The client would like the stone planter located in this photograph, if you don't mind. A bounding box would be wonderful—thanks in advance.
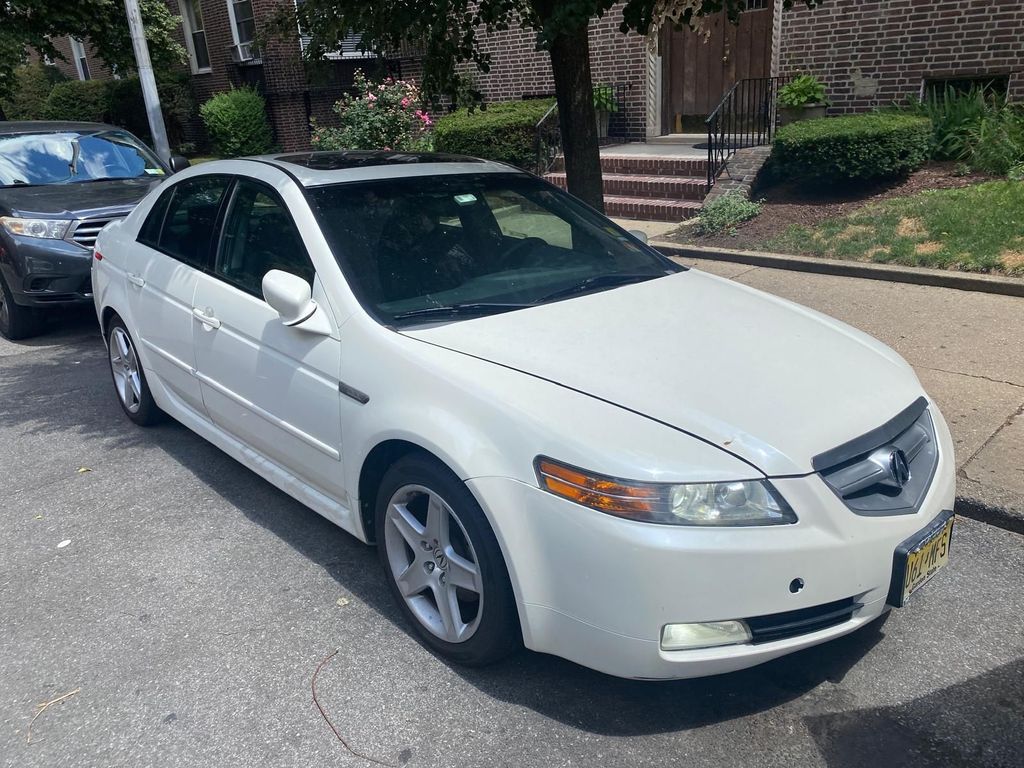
[779,103,828,126]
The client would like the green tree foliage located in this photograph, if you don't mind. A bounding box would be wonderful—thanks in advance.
[0,63,67,120]
[0,0,186,102]
[274,1,819,209]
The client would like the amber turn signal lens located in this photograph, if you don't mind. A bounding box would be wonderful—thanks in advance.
[536,458,660,517]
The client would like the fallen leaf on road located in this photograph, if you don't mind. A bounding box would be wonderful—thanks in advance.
[34,515,42,520]
[57,540,71,549]
[336,597,350,607]
[76,467,91,474]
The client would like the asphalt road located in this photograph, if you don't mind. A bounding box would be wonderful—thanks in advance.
[2,307,1023,768]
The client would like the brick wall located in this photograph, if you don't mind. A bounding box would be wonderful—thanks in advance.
[779,0,1024,111]
[473,5,651,141]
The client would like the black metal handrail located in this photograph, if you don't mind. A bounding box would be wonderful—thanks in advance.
[534,101,561,176]
[705,76,788,188]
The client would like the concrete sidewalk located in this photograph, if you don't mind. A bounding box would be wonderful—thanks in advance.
[674,255,1024,529]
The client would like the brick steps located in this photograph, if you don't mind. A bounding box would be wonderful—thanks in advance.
[544,171,706,201]
[551,155,708,178]
[602,195,702,222]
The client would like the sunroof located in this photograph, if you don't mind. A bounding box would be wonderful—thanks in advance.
[274,151,483,170]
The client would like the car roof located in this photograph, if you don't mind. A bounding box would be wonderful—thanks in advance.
[0,120,124,135]
[250,150,526,187]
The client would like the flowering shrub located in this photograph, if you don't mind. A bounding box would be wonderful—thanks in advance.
[311,70,433,152]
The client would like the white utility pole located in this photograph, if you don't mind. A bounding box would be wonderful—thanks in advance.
[123,0,171,162]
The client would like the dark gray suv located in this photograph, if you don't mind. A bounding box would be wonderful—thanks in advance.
[0,121,188,339]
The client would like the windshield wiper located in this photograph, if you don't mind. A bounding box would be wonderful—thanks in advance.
[391,302,531,322]
[69,137,81,177]
[535,272,662,303]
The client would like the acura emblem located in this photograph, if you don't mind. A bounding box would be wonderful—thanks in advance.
[889,449,911,487]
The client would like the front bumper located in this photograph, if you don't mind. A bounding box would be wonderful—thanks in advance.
[1,234,93,307]
[467,408,957,680]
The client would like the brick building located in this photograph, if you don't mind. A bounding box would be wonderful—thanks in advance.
[43,0,1024,151]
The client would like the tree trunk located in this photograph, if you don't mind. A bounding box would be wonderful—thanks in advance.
[548,23,604,212]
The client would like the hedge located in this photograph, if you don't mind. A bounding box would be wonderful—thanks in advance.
[199,87,274,158]
[771,113,932,183]
[43,80,110,122]
[1,64,67,120]
[433,99,554,169]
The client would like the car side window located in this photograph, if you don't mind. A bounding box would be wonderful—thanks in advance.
[156,176,231,269]
[137,187,173,247]
[215,179,315,296]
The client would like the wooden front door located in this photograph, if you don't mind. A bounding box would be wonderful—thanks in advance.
[660,1,774,133]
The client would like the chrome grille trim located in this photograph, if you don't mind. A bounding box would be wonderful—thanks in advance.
[67,215,126,249]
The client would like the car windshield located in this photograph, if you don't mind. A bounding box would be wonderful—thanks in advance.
[0,130,166,187]
[309,172,682,326]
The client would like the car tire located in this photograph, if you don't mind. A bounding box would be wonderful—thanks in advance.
[375,453,521,666]
[0,273,43,341]
[106,316,163,426]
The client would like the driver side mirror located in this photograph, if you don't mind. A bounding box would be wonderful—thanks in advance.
[168,155,191,174]
[262,269,330,335]
[628,229,649,245]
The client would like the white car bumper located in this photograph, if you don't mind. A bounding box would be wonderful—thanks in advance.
[467,410,957,680]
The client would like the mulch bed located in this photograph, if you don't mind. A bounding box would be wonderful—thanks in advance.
[667,162,994,249]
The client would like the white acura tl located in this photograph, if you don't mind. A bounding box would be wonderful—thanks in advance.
[92,152,956,679]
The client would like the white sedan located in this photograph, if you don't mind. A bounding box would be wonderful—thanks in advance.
[92,152,956,679]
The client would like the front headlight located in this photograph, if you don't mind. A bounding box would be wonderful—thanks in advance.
[0,216,71,240]
[535,457,797,526]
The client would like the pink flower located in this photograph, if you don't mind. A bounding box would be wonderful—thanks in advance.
[401,97,410,108]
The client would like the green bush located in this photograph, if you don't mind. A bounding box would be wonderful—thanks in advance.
[903,86,990,160]
[106,75,196,148]
[1,64,67,120]
[199,87,273,157]
[772,113,931,183]
[42,80,110,122]
[695,192,763,235]
[778,75,827,108]
[433,99,554,169]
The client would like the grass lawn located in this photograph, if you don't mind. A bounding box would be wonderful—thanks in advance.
[765,180,1024,275]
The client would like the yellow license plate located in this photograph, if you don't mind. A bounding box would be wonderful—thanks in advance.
[897,515,954,606]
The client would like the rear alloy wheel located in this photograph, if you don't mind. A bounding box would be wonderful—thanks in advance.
[376,454,520,666]
[107,317,162,426]
[0,273,43,341]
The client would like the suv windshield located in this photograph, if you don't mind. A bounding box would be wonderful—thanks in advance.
[0,130,165,187]
[310,173,682,326]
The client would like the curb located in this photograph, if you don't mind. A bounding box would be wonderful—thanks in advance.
[653,243,1024,298]
[955,494,1024,536]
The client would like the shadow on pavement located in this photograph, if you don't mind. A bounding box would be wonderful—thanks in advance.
[805,658,1024,768]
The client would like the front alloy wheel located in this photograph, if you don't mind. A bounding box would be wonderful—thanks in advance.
[375,454,520,666]
[384,484,485,643]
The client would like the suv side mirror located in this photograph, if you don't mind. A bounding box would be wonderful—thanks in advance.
[628,229,649,244]
[262,269,330,335]
[169,155,191,174]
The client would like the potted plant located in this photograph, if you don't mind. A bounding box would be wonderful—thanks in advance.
[593,84,619,139]
[778,75,829,125]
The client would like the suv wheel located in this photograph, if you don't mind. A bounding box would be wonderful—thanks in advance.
[0,274,43,340]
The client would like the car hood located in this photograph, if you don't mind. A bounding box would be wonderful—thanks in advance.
[402,269,925,476]
[0,176,163,218]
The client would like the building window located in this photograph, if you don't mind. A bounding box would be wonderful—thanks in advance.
[227,0,257,61]
[179,0,211,73]
[294,0,374,59]
[744,0,769,10]
[69,37,90,80]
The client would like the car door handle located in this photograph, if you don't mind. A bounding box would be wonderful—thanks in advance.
[191,307,221,329]
[126,273,145,288]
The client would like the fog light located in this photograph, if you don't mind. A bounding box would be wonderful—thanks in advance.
[660,621,751,651]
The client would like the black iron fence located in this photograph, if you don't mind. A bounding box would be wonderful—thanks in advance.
[533,82,635,176]
[705,76,789,188]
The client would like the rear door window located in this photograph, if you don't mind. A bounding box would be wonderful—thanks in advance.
[154,176,232,269]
